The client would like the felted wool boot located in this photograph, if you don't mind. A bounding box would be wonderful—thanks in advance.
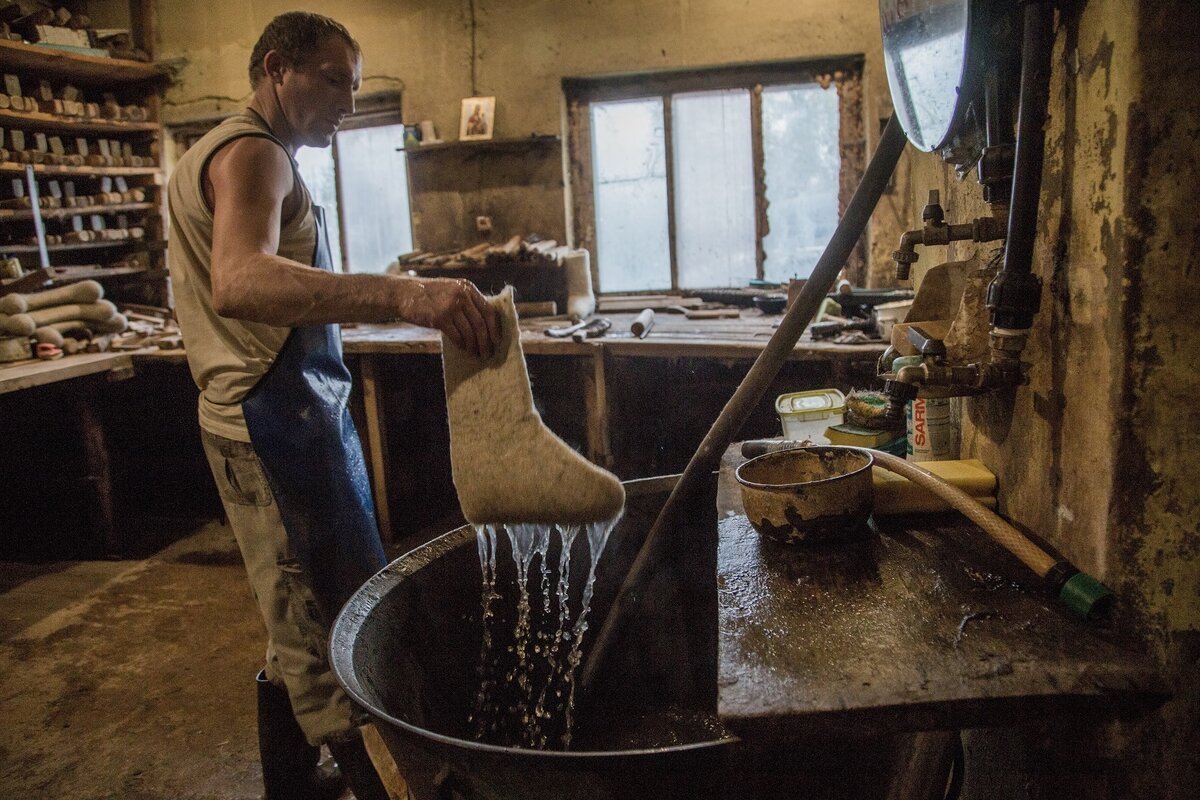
[327,728,390,800]
[442,286,625,524]
[255,670,345,800]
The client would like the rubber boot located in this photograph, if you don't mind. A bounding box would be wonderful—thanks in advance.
[328,728,390,800]
[256,669,345,800]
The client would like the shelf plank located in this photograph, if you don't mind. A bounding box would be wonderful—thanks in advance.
[0,108,159,135]
[0,238,164,254]
[0,265,166,287]
[0,40,169,86]
[0,161,160,177]
[403,135,561,158]
[0,202,156,222]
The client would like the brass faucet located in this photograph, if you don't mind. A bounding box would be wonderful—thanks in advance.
[892,190,1006,280]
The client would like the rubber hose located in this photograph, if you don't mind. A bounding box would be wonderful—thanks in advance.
[867,449,1056,576]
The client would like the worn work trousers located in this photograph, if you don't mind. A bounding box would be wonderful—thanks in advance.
[201,429,357,745]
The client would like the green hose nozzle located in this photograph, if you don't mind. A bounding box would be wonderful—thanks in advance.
[1059,572,1114,619]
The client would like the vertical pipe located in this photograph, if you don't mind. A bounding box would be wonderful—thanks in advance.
[581,115,909,694]
[989,1,1054,329]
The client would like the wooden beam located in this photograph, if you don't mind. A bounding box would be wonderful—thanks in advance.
[360,356,393,543]
[581,349,612,469]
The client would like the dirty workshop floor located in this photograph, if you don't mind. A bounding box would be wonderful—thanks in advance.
[0,520,406,799]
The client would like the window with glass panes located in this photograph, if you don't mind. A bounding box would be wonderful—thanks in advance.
[294,106,414,274]
[566,58,863,293]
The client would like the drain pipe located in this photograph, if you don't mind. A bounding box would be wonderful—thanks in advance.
[580,116,910,695]
[866,449,1113,618]
[985,0,1055,366]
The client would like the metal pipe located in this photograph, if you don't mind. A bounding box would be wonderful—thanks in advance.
[893,217,1004,281]
[988,0,1054,330]
[580,115,910,695]
[894,364,927,385]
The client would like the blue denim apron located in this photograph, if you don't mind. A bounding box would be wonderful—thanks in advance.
[241,204,387,619]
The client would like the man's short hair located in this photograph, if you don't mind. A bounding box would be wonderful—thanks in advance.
[248,11,360,88]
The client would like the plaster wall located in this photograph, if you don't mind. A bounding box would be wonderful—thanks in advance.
[148,0,899,257]
[152,0,888,138]
[904,3,1197,793]
[908,0,1198,646]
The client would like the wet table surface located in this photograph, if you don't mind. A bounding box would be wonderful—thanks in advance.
[716,460,1167,743]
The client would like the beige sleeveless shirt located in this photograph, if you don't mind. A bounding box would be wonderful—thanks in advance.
[168,113,317,441]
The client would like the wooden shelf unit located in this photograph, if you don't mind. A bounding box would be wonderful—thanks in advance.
[1,237,160,254]
[0,202,156,222]
[0,28,170,307]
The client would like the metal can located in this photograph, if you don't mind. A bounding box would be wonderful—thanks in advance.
[907,397,960,461]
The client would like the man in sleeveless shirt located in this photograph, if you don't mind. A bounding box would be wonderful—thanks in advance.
[168,13,500,800]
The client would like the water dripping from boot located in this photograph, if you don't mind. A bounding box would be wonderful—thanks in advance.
[469,516,620,749]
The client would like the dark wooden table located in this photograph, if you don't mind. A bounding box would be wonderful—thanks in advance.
[715,452,1166,745]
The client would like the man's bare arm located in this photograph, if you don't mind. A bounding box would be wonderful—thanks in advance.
[208,136,499,356]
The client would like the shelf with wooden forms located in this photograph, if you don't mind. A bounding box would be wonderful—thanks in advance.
[0,108,160,135]
[1,27,170,307]
[0,238,163,255]
[0,202,156,222]
[402,134,561,159]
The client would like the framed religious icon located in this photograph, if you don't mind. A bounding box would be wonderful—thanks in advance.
[459,96,496,141]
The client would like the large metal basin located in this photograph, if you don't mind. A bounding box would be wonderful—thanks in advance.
[331,475,737,799]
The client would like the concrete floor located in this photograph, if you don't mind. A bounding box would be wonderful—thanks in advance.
[0,520,406,799]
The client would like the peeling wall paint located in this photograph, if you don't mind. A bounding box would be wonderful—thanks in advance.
[904,1,1198,794]
[904,1,1138,584]
[1114,0,1200,645]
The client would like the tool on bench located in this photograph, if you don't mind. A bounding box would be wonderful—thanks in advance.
[571,317,611,343]
[664,305,741,320]
[630,308,655,339]
[545,319,588,338]
[546,316,611,341]
[808,317,876,340]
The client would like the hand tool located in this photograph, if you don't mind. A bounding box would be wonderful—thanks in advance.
[545,319,589,338]
[571,317,611,343]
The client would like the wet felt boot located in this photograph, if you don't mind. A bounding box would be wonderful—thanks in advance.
[256,670,345,800]
[328,728,390,800]
[442,286,625,525]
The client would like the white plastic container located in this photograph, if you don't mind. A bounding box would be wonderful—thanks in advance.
[874,299,913,342]
[776,388,845,444]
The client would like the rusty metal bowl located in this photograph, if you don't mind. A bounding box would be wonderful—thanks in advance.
[735,446,875,544]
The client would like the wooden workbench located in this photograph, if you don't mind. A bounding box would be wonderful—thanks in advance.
[0,350,142,395]
[341,310,884,360]
[0,314,885,549]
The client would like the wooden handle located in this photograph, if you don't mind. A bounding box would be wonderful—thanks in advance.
[630,308,654,338]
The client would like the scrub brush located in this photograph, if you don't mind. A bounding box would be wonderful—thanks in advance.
[844,389,903,431]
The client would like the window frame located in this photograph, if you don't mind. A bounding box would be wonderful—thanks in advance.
[564,56,866,294]
[327,103,409,273]
[168,91,409,274]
